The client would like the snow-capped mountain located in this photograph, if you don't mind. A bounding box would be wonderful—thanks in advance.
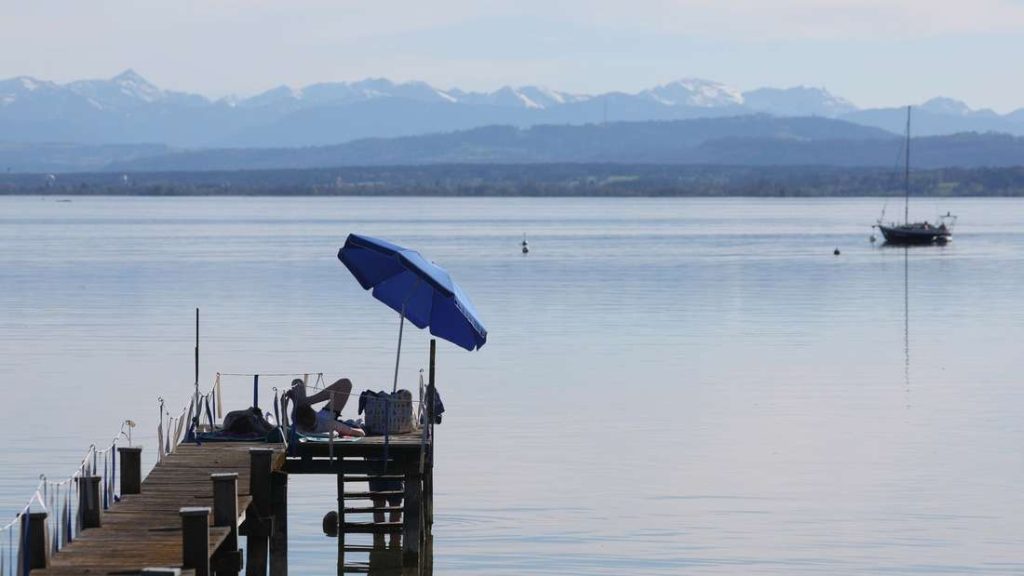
[640,79,744,108]
[742,86,856,117]
[3,69,1024,148]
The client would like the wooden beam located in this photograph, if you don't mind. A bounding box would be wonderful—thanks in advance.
[79,476,102,529]
[181,507,210,576]
[118,446,144,495]
[268,472,288,576]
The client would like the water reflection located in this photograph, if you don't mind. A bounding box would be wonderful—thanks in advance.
[335,539,433,575]
[904,247,911,398]
[322,510,434,575]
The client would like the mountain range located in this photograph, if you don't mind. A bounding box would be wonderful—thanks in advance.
[4,70,1024,152]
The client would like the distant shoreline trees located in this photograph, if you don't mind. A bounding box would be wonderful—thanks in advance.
[3,164,1024,197]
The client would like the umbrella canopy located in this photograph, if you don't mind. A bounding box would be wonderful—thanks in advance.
[338,233,487,351]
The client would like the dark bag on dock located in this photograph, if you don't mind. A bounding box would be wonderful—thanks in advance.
[222,407,276,435]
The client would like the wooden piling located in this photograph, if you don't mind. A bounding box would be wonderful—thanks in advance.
[181,507,211,576]
[118,446,143,495]
[426,338,436,534]
[336,473,345,576]
[247,448,273,576]
[269,472,288,576]
[23,511,49,570]
[402,468,423,567]
[78,475,102,529]
[211,473,241,576]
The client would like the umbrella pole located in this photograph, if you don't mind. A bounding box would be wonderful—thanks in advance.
[392,306,406,394]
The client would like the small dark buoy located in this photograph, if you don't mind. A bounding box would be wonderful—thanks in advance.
[869,234,877,243]
[833,248,841,256]
[322,510,339,537]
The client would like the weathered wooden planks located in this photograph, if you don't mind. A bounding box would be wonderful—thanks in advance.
[35,442,284,576]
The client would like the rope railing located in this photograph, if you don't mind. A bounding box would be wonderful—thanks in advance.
[0,422,133,575]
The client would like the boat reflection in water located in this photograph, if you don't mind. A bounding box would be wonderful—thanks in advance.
[903,247,910,402]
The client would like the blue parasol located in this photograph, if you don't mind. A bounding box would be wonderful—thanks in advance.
[338,234,487,391]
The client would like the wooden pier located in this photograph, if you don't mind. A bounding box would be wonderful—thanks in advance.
[13,337,440,575]
[27,430,433,575]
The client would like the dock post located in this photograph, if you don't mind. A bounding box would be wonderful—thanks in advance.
[79,475,102,529]
[118,446,143,495]
[336,473,345,576]
[426,338,436,535]
[23,511,49,570]
[269,471,288,576]
[402,464,423,567]
[211,473,241,576]
[181,507,211,576]
[247,448,273,576]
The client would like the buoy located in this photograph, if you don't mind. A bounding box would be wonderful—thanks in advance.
[833,248,841,256]
[869,234,877,243]
[521,234,529,255]
[322,511,339,536]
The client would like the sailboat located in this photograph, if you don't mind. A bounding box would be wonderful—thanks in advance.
[875,106,956,245]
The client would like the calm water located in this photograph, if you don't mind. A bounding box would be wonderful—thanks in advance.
[1,196,1023,574]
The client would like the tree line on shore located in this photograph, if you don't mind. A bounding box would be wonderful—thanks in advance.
[3,164,1024,197]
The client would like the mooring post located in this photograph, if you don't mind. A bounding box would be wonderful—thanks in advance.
[181,507,211,576]
[79,475,102,529]
[336,473,345,576]
[118,446,143,495]
[426,338,436,534]
[23,511,49,570]
[247,448,273,576]
[211,473,241,576]
[402,463,423,567]
[424,453,434,537]
[269,471,288,576]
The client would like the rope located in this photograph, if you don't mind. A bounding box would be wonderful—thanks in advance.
[217,372,325,377]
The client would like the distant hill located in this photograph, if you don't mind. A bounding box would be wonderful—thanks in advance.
[102,117,1024,173]
[4,70,1024,151]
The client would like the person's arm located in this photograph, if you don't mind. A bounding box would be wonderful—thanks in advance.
[329,420,365,438]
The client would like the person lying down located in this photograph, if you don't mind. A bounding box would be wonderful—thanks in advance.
[285,377,365,437]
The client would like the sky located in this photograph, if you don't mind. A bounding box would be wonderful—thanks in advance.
[1,0,1022,112]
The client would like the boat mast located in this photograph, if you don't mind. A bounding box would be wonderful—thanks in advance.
[904,106,911,225]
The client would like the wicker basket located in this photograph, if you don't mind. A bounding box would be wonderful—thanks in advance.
[364,389,415,435]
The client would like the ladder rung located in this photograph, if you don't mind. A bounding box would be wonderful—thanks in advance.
[343,491,403,499]
[343,521,403,534]
[343,505,403,514]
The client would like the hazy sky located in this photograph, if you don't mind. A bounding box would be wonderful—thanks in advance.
[1,0,1022,111]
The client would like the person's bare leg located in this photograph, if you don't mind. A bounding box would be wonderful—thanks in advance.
[388,507,401,548]
[372,496,386,548]
[302,378,353,413]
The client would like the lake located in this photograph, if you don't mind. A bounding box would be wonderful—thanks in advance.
[1,196,1023,575]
